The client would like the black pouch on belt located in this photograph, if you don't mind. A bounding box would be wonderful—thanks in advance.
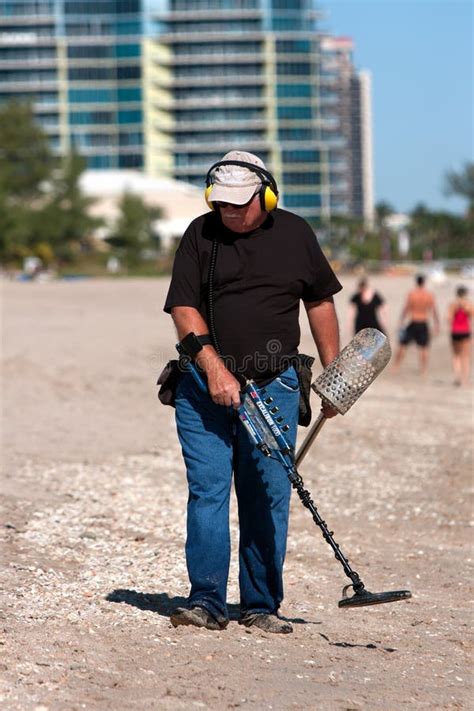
[291,353,315,427]
[157,359,181,407]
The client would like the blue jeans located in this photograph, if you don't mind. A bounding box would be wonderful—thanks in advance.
[175,366,300,625]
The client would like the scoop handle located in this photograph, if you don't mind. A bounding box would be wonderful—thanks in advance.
[295,412,327,467]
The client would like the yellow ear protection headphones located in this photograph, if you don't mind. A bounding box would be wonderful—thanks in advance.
[205,160,279,212]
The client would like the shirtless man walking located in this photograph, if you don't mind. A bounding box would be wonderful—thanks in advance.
[393,274,440,375]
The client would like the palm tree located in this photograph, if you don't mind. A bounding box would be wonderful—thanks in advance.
[444,162,474,217]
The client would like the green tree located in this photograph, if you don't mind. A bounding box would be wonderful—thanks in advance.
[409,203,472,259]
[0,100,54,201]
[444,162,474,215]
[323,214,365,258]
[374,200,396,262]
[0,101,56,263]
[106,192,162,266]
[33,151,102,262]
[0,100,102,265]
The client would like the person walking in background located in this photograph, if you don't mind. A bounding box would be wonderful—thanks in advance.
[447,286,473,386]
[347,277,388,336]
[393,274,440,375]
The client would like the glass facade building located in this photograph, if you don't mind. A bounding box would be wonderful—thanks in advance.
[0,0,373,222]
[320,36,374,224]
[0,0,150,168]
[144,0,372,221]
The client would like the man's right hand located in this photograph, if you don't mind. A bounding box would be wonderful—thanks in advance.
[195,346,241,408]
[206,361,241,409]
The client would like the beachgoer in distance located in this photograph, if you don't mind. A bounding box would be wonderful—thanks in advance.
[447,285,473,386]
[163,150,342,634]
[393,274,440,375]
[347,277,388,336]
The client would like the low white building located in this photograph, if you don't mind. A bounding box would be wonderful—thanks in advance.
[79,170,207,252]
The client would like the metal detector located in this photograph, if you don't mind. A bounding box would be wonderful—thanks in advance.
[180,329,412,609]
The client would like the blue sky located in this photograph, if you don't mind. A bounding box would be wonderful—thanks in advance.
[320,0,473,214]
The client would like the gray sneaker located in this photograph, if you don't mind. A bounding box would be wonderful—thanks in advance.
[170,606,227,631]
[239,613,293,634]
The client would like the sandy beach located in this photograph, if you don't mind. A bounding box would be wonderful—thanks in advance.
[1,273,472,710]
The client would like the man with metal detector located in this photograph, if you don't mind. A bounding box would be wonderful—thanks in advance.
[163,150,342,633]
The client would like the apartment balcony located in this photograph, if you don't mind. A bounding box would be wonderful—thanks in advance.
[319,75,339,87]
[154,96,266,110]
[34,101,60,111]
[0,57,57,68]
[0,14,54,25]
[158,74,267,89]
[153,9,262,21]
[329,181,350,193]
[172,137,270,151]
[168,117,267,132]
[0,33,56,46]
[157,30,265,43]
[173,165,220,179]
[327,161,348,173]
[0,79,58,91]
[41,123,61,133]
[319,95,339,106]
[160,52,265,66]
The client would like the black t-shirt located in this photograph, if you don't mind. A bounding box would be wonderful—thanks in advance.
[164,208,342,381]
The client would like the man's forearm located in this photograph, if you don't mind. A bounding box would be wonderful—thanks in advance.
[305,297,340,368]
[170,306,241,407]
[171,306,222,375]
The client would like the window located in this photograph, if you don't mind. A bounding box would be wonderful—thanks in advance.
[69,110,115,125]
[283,172,321,186]
[117,65,140,80]
[69,67,115,81]
[277,62,311,76]
[278,127,313,141]
[118,109,142,123]
[119,131,142,146]
[277,106,312,120]
[283,149,320,163]
[277,84,311,98]
[69,88,115,103]
[119,153,143,167]
[117,87,141,102]
[115,43,140,58]
[68,45,112,59]
[284,194,321,208]
[276,40,311,53]
[88,154,113,169]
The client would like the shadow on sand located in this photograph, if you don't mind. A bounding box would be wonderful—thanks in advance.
[105,589,315,625]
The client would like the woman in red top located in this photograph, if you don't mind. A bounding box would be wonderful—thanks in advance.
[447,286,473,386]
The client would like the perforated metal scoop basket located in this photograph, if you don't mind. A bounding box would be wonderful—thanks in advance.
[295,329,391,467]
[312,328,391,414]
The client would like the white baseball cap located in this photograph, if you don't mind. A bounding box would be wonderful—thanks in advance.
[209,150,266,205]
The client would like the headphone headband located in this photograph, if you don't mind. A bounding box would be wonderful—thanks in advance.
[205,160,278,195]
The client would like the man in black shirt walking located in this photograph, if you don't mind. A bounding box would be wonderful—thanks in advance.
[164,150,342,633]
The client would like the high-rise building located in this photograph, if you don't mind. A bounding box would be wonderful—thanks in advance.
[320,36,374,225]
[145,0,343,223]
[0,0,374,223]
[0,0,152,168]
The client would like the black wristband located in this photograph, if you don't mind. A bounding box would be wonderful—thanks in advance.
[179,332,213,359]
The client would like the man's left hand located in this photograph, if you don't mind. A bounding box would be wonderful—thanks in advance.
[321,399,339,418]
